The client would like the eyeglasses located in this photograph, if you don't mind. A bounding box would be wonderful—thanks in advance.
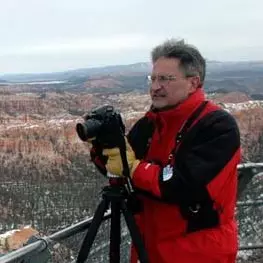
[147,74,177,86]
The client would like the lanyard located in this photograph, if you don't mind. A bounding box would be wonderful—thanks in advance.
[168,100,208,164]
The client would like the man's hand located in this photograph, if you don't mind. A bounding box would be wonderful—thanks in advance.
[102,138,140,177]
[87,139,108,176]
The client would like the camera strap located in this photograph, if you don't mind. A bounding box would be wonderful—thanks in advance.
[118,135,135,194]
[170,100,208,159]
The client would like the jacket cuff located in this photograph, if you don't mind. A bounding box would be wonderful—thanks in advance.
[132,161,162,197]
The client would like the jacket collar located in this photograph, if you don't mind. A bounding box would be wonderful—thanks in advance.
[145,88,206,130]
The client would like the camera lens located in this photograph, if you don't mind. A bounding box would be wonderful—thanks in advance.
[76,119,102,141]
[76,123,89,141]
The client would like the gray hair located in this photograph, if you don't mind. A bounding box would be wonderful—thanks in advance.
[151,38,206,84]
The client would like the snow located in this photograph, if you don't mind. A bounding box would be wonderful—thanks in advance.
[223,100,263,111]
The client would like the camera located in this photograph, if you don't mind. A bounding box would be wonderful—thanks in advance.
[76,105,125,148]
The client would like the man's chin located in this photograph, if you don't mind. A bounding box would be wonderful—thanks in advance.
[152,101,167,109]
[151,100,180,111]
[151,101,171,111]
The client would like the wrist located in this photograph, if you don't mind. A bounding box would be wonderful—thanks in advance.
[131,159,140,178]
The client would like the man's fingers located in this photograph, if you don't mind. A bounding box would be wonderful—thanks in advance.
[103,148,120,156]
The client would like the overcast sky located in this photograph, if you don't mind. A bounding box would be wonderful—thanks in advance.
[0,0,263,74]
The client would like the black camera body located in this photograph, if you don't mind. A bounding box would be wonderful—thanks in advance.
[76,105,125,148]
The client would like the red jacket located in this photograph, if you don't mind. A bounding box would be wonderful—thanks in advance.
[128,88,241,263]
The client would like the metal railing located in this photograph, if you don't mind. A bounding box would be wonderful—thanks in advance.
[0,162,262,263]
[0,213,112,263]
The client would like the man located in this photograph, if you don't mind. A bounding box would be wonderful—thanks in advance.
[93,39,241,263]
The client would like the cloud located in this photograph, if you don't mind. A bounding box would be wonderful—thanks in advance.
[1,0,263,73]
[0,34,167,57]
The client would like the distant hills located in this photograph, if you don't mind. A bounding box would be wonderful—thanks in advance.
[0,62,151,83]
[1,60,262,83]
[1,60,263,96]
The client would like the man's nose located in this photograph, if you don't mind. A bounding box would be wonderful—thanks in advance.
[151,81,163,91]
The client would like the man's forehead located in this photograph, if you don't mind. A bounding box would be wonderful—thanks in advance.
[152,57,181,74]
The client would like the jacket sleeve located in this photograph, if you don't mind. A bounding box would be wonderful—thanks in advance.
[131,110,241,203]
[127,116,155,160]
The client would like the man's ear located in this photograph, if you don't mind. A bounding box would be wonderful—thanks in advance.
[188,76,201,93]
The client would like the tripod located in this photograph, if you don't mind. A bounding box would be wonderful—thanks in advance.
[76,178,149,263]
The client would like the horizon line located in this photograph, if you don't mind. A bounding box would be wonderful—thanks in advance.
[1,59,263,77]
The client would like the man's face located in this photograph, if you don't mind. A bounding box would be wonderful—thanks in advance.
[149,57,200,109]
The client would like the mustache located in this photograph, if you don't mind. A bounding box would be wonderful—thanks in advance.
[151,92,166,96]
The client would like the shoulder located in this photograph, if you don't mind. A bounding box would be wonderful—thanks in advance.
[199,102,240,133]
[187,103,241,149]
[128,116,152,137]
[127,115,155,159]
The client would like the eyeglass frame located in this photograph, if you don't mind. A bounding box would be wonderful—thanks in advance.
[147,73,198,87]
[147,74,177,86]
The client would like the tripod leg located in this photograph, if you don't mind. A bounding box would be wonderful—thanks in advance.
[109,200,121,263]
[121,201,149,263]
[76,198,109,263]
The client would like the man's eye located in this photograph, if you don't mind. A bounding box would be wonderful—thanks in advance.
[148,75,156,81]
[158,76,168,81]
